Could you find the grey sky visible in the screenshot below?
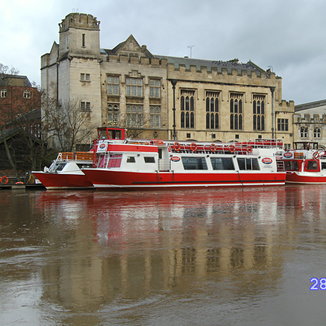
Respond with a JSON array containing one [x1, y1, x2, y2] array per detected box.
[[1, 0, 325, 104]]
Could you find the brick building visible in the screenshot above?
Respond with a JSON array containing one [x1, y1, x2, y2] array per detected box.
[[0, 74, 42, 171], [0, 74, 41, 126]]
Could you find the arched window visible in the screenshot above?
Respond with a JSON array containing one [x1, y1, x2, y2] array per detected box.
[[180, 90, 195, 129], [253, 96, 265, 131], [205, 91, 219, 129], [230, 94, 243, 130]]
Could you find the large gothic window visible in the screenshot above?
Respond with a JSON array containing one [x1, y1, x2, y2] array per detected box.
[[206, 91, 219, 129], [107, 75, 120, 95], [230, 93, 243, 130], [180, 90, 195, 129], [126, 77, 143, 97], [126, 104, 143, 127], [253, 95, 265, 131]]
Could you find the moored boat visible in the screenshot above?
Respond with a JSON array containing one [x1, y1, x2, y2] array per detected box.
[[32, 127, 127, 189], [82, 139, 286, 189], [278, 150, 326, 184], [32, 151, 95, 189]]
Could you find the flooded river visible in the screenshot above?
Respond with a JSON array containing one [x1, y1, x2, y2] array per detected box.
[[1, 185, 326, 325]]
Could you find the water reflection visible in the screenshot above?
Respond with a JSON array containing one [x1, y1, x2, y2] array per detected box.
[[2, 186, 326, 325]]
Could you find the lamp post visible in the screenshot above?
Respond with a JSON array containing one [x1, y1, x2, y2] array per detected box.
[[170, 79, 177, 140], [270, 87, 275, 139]]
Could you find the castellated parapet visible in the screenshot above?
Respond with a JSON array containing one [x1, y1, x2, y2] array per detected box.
[[59, 13, 100, 32], [165, 60, 279, 86], [278, 100, 295, 113], [295, 113, 326, 123], [106, 54, 168, 67]]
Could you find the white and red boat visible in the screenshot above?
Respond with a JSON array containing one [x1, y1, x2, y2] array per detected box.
[[32, 151, 95, 189], [32, 127, 126, 189], [278, 149, 326, 184], [82, 139, 286, 189]]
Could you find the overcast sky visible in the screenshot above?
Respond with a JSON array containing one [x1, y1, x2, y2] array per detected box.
[[1, 0, 325, 104]]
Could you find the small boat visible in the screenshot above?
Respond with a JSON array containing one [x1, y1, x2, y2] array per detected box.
[[32, 151, 95, 189], [32, 127, 127, 189], [278, 150, 326, 184], [82, 139, 286, 189]]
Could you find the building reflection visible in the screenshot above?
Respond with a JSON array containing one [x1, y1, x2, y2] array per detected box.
[[35, 185, 326, 318]]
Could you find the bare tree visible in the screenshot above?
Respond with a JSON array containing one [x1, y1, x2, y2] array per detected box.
[[107, 113, 151, 139], [42, 95, 96, 151], [0, 94, 49, 174], [0, 63, 19, 76]]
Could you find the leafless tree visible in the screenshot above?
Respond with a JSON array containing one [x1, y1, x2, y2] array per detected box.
[[0, 95, 48, 174], [0, 63, 19, 76], [42, 95, 96, 151], [107, 113, 151, 139]]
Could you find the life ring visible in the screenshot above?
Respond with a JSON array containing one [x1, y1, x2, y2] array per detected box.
[[313, 151, 320, 159], [190, 143, 197, 152], [174, 142, 181, 151], [229, 145, 235, 153], [1, 176, 9, 184], [210, 144, 216, 152]]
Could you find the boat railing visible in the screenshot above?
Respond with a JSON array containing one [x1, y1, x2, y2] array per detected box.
[[57, 152, 94, 161], [166, 142, 254, 155]]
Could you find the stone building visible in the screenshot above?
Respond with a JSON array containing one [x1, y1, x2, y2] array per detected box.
[[294, 99, 326, 149], [41, 12, 294, 149]]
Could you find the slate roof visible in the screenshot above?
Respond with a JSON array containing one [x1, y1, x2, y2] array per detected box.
[[101, 34, 267, 74], [295, 99, 326, 111], [155, 55, 266, 74]]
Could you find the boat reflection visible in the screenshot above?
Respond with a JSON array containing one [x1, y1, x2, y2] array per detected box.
[[33, 185, 326, 317]]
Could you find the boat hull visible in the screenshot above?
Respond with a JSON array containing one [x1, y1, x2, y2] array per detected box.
[[83, 169, 286, 188], [286, 172, 326, 184], [32, 172, 93, 189]]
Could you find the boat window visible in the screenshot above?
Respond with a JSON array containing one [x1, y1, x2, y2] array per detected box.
[[182, 157, 208, 170], [321, 162, 326, 170], [77, 163, 93, 169], [210, 157, 235, 170], [108, 154, 122, 168], [144, 157, 155, 163], [127, 156, 136, 163], [284, 160, 299, 171], [54, 163, 66, 172], [306, 160, 318, 171], [237, 158, 260, 170]]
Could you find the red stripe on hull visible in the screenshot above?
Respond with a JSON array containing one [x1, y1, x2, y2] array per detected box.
[[286, 172, 326, 184], [32, 172, 93, 189], [108, 144, 158, 152], [83, 169, 285, 188]]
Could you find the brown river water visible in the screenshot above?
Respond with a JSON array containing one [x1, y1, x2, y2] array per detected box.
[[1, 185, 326, 326]]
